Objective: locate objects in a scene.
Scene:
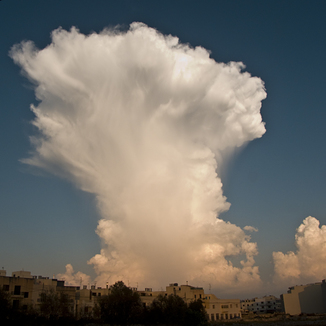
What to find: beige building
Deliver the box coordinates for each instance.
[0,270,78,313]
[138,283,241,321]
[205,294,241,320]
[281,280,326,315]
[1,271,241,320]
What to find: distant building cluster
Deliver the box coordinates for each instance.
[3,269,326,319]
[0,270,241,320]
[241,295,282,314]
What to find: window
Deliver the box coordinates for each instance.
[216,313,219,320]
[98,293,101,296]
[212,305,215,309]
[14,285,21,295]
[221,304,229,308]
[24,292,29,298]
[230,304,232,308]
[199,294,202,299]
[2,285,9,291]
[225,314,228,319]
[211,314,214,321]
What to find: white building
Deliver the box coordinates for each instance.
[241,295,282,314]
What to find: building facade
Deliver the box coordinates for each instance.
[241,295,282,314]
[0,271,241,320]
[0,270,78,313]
[281,280,326,315]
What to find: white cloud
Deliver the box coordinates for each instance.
[57,264,91,287]
[244,226,258,232]
[11,23,266,295]
[273,216,326,285]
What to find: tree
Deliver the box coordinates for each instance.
[186,299,208,326]
[39,289,74,320]
[148,294,188,325]
[99,281,144,325]
[0,288,11,322]
[148,295,208,326]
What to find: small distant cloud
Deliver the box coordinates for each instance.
[244,226,258,232]
[57,264,91,287]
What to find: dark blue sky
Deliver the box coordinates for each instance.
[1,0,326,296]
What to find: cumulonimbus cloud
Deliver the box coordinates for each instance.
[11,23,266,294]
[273,216,326,285]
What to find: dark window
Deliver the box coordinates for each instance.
[216,313,219,320]
[211,314,214,321]
[14,285,21,295]
[2,285,9,291]
[24,292,29,298]
[98,293,101,296]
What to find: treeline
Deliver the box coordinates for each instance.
[0,281,208,326]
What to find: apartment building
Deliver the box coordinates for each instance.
[205,295,241,321]
[140,283,241,321]
[241,295,282,314]
[281,280,326,315]
[1,270,241,320]
[0,270,78,312]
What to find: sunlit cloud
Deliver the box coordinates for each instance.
[11,23,266,295]
[273,216,326,285]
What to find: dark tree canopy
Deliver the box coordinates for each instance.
[186,299,208,326]
[39,289,73,320]
[0,288,11,322]
[99,281,144,325]
[148,294,208,326]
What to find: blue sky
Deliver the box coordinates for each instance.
[1,0,326,298]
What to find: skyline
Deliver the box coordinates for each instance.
[1,0,326,299]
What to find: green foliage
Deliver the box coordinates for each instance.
[99,281,144,325]
[39,289,74,320]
